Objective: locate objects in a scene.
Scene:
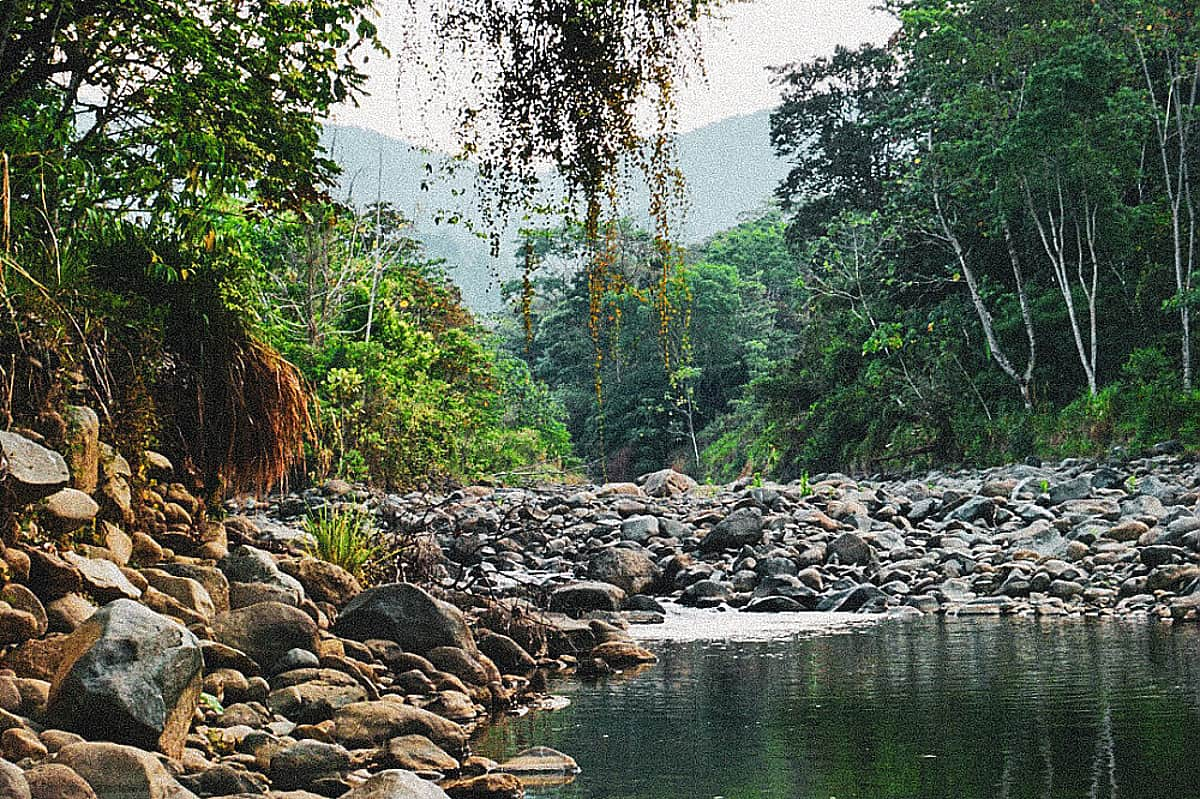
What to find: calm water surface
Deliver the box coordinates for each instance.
[474,614,1200,799]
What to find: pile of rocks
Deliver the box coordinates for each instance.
[1,416,629,799]
[6,404,1200,798]
[250,460,1200,624]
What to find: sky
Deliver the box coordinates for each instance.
[329,0,899,146]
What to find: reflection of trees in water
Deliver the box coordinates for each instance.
[476,620,1200,799]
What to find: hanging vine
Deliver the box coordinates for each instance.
[402,0,717,475]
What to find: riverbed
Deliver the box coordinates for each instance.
[475,614,1200,799]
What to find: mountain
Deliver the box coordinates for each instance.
[319,110,789,314]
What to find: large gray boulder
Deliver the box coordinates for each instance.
[699,507,764,552]
[48,601,202,758]
[332,583,476,654]
[0,430,70,504]
[586,546,661,595]
[212,600,320,673]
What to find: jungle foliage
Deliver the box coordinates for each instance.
[513,0,1200,482]
[1,0,708,494]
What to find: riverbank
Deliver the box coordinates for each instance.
[249,455,1200,625]
[2,421,1199,798]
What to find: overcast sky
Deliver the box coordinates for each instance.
[330,0,899,146]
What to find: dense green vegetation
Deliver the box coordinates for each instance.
[512,0,1200,482]
[1,0,710,494]
[6,0,1200,492]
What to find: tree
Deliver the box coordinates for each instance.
[770,44,904,242]
[1118,0,1200,388]
[890,0,1065,408]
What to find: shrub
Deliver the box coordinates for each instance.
[302,505,384,579]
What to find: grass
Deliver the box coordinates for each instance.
[302,505,383,579]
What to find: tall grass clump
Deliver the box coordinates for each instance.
[302,505,383,579]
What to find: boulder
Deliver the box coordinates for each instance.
[547,581,626,616]
[0,604,40,645]
[343,770,450,799]
[268,739,352,790]
[61,551,141,601]
[590,641,656,668]
[332,700,467,757]
[0,584,47,636]
[45,593,98,633]
[218,546,304,595]
[586,547,661,595]
[384,734,459,773]
[0,431,70,504]
[641,468,698,498]
[47,599,203,759]
[212,601,319,673]
[280,556,362,607]
[140,570,215,620]
[333,583,476,655]
[0,757,30,799]
[442,773,524,799]
[817,584,888,613]
[426,646,498,686]
[41,489,100,534]
[142,451,174,482]
[699,507,763,552]
[619,515,659,544]
[54,741,198,798]
[24,547,83,599]
[177,764,268,797]
[63,406,100,494]
[825,532,872,566]
[157,563,230,614]
[24,763,98,799]
[742,596,805,612]
[0,635,69,681]
[477,631,536,675]
[496,746,580,776]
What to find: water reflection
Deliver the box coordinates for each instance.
[473,618,1200,799]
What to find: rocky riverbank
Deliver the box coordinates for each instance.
[3,414,1200,799]
[249,456,1200,624]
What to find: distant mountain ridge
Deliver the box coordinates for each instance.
[320,109,789,313]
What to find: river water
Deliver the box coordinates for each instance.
[474,611,1200,799]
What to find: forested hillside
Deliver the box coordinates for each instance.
[511,0,1200,482]
[322,111,787,313]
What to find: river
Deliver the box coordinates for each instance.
[474,610,1200,799]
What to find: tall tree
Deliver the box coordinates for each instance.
[769,44,904,241]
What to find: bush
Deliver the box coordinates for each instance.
[302,505,384,579]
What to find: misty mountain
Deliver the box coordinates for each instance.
[319,109,789,314]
